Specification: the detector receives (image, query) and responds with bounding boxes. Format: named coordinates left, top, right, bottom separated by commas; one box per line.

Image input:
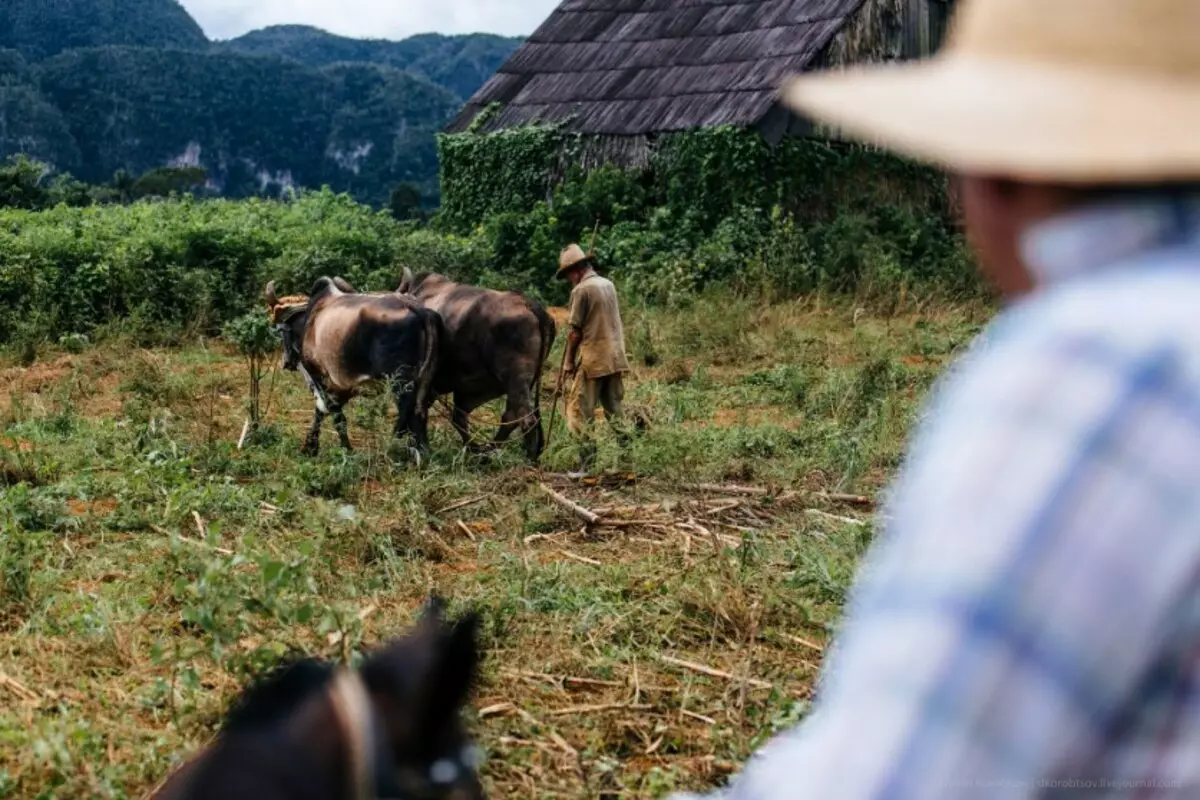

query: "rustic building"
left=446, top=0, right=957, bottom=165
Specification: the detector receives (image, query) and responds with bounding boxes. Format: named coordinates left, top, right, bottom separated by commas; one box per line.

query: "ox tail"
left=414, top=306, right=441, bottom=418
left=529, top=298, right=557, bottom=411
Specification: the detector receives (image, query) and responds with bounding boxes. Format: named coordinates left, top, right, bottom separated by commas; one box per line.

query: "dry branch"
left=805, top=509, right=868, bottom=527
left=783, top=633, right=826, bottom=654
left=559, top=550, right=602, bottom=567
left=680, top=708, right=717, bottom=725
left=546, top=702, right=652, bottom=717
left=657, top=655, right=772, bottom=690
left=820, top=492, right=875, bottom=508
left=435, top=495, right=489, bottom=515
left=455, top=520, right=477, bottom=542
left=0, top=672, right=39, bottom=704
left=538, top=483, right=600, bottom=526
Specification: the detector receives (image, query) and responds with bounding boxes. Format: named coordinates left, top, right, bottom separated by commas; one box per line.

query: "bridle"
left=327, top=670, right=401, bottom=800
left=326, top=670, right=483, bottom=800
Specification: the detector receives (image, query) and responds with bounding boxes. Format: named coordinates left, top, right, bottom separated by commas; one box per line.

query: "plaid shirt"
left=672, top=192, right=1200, bottom=800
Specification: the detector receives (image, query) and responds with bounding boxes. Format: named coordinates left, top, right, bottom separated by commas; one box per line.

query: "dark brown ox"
left=393, top=269, right=556, bottom=462
left=264, top=277, right=439, bottom=457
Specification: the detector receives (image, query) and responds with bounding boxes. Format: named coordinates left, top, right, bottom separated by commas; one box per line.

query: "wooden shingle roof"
left=446, top=0, right=869, bottom=135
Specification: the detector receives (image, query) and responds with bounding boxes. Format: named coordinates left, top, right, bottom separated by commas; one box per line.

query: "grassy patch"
left=0, top=294, right=988, bottom=798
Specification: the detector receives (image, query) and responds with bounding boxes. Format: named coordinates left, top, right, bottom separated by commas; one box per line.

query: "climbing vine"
left=435, top=124, right=969, bottom=304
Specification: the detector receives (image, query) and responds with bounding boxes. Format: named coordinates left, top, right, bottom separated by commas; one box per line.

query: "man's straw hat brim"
left=557, top=244, right=592, bottom=277
left=781, top=0, right=1200, bottom=183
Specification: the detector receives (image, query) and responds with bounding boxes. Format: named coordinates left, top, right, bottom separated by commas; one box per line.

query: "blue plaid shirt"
left=672, top=192, right=1200, bottom=799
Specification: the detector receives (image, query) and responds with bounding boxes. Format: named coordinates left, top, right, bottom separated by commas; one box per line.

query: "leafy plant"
left=222, top=311, right=279, bottom=433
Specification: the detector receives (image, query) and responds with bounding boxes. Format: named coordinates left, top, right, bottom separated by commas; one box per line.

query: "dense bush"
left=0, top=128, right=984, bottom=351
left=437, top=126, right=978, bottom=305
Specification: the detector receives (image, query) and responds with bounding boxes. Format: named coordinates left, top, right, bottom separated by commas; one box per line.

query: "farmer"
left=673, top=0, right=1200, bottom=797
left=557, top=243, right=630, bottom=475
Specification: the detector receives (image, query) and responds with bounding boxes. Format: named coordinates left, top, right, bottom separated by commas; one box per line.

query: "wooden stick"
left=783, top=633, right=826, bottom=654
left=805, top=509, right=868, bottom=527
left=559, top=550, right=602, bottom=567
left=176, top=536, right=234, bottom=556
left=0, top=672, right=39, bottom=704
left=236, top=419, right=251, bottom=450
left=435, top=495, right=488, bottom=515
left=683, top=483, right=771, bottom=497
left=820, top=492, right=875, bottom=507
left=657, top=655, right=772, bottom=690
left=546, top=702, right=651, bottom=717
left=455, top=520, right=477, bottom=542
left=539, top=483, right=600, bottom=526
left=480, top=702, right=516, bottom=718
left=680, top=708, right=717, bottom=725
left=192, top=511, right=207, bottom=541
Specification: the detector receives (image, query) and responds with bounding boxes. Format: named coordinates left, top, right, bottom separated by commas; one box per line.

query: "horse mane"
left=220, top=655, right=335, bottom=736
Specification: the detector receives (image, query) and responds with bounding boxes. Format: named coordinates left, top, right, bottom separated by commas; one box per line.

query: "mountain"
left=223, top=27, right=521, bottom=101
left=0, top=0, right=207, bottom=62
left=0, top=0, right=522, bottom=207
left=35, top=48, right=459, bottom=204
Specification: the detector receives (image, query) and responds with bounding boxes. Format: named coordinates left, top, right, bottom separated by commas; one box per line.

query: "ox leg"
left=332, top=407, right=352, bottom=451
left=452, top=394, right=488, bottom=455
left=391, top=371, right=428, bottom=454
left=302, top=408, right=325, bottom=456
left=492, top=387, right=542, bottom=462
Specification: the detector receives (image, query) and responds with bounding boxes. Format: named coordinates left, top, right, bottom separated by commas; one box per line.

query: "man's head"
left=781, top=0, right=1200, bottom=299
left=557, top=244, right=596, bottom=286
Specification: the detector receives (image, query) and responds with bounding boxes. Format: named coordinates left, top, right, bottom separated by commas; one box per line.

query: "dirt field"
left=0, top=294, right=987, bottom=798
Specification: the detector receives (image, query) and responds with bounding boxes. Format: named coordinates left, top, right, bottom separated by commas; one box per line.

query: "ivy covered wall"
left=435, top=126, right=972, bottom=304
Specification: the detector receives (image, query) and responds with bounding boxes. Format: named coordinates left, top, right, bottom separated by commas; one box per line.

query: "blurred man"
left=674, top=0, right=1200, bottom=797
left=557, top=243, right=630, bottom=475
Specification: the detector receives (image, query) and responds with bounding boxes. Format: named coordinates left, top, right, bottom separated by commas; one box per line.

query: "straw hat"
left=557, top=243, right=593, bottom=278
left=780, top=0, right=1200, bottom=183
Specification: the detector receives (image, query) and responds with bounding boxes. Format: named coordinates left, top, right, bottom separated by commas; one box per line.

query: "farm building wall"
left=438, top=0, right=960, bottom=230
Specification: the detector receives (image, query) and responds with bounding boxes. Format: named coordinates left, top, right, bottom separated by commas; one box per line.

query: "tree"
left=133, top=166, right=207, bottom=199
left=222, top=311, right=279, bottom=444
left=389, top=182, right=424, bottom=222
left=0, top=154, right=48, bottom=209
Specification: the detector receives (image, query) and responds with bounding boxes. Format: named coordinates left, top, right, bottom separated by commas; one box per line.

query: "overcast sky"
left=179, top=0, right=558, bottom=41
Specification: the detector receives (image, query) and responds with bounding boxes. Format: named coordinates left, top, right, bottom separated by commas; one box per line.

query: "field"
left=0, top=291, right=988, bottom=798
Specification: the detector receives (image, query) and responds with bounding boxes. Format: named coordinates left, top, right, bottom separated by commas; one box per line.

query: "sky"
left=179, top=0, right=559, bottom=41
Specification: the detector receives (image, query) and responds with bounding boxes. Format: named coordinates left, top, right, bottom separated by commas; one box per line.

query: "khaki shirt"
left=568, top=272, right=629, bottom=378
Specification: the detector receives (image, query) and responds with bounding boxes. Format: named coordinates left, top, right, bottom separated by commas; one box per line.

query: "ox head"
left=264, top=280, right=309, bottom=372
left=263, top=277, right=358, bottom=372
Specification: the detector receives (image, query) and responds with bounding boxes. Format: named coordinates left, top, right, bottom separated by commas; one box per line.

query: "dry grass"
left=0, top=293, right=988, bottom=798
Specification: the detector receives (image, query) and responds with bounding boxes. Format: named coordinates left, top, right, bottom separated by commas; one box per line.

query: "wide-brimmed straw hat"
left=557, top=243, right=593, bottom=278
left=780, top=0, right=1200, bottom=183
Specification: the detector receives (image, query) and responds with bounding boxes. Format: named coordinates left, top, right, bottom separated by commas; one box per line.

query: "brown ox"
left=395, top=269, right=556, bottom=462
left=265, top=276, right=439, bottom=457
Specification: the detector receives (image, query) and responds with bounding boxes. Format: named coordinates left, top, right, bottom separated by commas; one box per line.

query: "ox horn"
left=264, top=280, right=279, bottom=307
left=398, top=266, right=414, bottom=294
left=333, top=276, right=356, bottom=293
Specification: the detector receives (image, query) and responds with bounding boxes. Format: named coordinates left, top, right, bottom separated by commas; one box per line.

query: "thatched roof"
left=446, top=0, right=872, bottom=136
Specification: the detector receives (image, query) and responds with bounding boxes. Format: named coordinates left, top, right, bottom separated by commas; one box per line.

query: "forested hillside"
left=224, top=27, right=521, bottom=101
left=0, top=0, right=207, bottom=61
left=0, top=0, right=521, bottom=206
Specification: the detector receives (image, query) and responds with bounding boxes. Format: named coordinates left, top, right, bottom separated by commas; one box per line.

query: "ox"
left=264, top=277, right=439, bottom=457
left=395, top=269, right=556, bottom=462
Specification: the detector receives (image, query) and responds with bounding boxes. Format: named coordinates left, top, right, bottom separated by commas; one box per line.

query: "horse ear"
left=398, top=267, right=414, bottom=294
left=431, top=610, right=481, bottom=714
